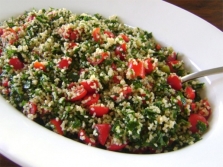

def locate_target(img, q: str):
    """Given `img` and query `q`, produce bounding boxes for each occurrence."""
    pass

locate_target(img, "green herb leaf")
[197,121,207,134]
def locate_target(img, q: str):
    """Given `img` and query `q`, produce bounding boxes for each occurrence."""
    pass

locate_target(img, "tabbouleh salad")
[0,8,211,153]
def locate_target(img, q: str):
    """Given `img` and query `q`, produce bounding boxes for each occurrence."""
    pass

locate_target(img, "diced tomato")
[70,30,79,41]
[67,83,87,101]
[2,88,10,95]
[2,28,18,44]
[70,88,87,101]
[82,93,100,106]
[81,80,99,93]
[197,108,210,120]
[50,119,63,135]
[190,102,197,111]
[92,27,101,42]
[33,62,46,71]
[177,100,183,111]
[144,58,155,75]
[106,141,126,151]
[9,57,24,70]
[29,102,37,114]
[112,75,121,84]
[104,30,115,38]
[2,78,9,87]
[78,129,96,146]
[89,105,109,117]
[185,86,195,100]
[167,74,182,90]
[88,52,108,65]
[167,60,180,73]
[188,114,208,133]
[128,59,145,79]
[0,28,3,36]
[166,52,177,62]
[113,86,132,101]
[95,124,111,145]
[155,44,161,50]
[67,82,76,89]
[58,57,72,69]
[115,43,127,60]
[120,34,130,42]
[68,42,77,49]
[122,86,132,97]
[0,49,2,56]
[197,99,211,119]
[65,28,80,41]
[111,63,117,70]
[27,15,36,22]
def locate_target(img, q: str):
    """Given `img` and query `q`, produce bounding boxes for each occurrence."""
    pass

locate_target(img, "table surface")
[0,0,222,166]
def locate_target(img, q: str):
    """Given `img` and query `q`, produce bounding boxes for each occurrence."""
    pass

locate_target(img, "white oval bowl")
[0,1,223,167]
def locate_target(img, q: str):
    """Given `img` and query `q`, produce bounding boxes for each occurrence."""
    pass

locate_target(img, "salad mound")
[0,8,211,153]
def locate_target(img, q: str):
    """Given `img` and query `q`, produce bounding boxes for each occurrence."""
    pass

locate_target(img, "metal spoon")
[181,66,223,83]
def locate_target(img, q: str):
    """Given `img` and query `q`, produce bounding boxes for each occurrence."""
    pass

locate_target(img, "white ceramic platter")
[0,0,223,167]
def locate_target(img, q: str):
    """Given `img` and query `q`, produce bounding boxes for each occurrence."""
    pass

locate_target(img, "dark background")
[0,0,222,166]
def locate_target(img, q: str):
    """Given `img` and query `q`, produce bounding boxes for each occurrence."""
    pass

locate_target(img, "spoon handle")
[181,66,223,83]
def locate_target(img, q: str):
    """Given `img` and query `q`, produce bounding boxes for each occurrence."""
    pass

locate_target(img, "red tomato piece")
[95,124,111,145]
[2,28,18,44]
[104,30,115,38]
[65,29,79,41]
[144,58,154,75]
[111,63,117,70]
[197,99,211,119]
[67,83,87,101]
[166,52,177,62]
[92,27,101,42]
[50,119,63,135]
[122,86,132,97]
[176,100,184,112]
[58,58,72,69]
[67,82,76,89]
[9,57,24,70]
[167,60,180,73]
[198,108,211,120]
[27,15,36,22]
[0,28,3,36]
[33,62,46,71]
[185,86,195,100]
[81,80,99,93]
[88,52,108,65]
[29,102,37,114]
[106,142,126,151]
[190,102,197,111]
[2,78,9,87]
[82,93,100,106]
[113,86,132,101]
[68,42,77,49]
[155,44,161,50]
[89,105,109,117]
[112,75,121,84]
[70,30,79,41]
[78,129,96,146]
[128,59,145,79]
[188,114,208,133]
[0,48,2,56]
[115,43,127,60]
[167,74,182,90]
[120,34,130,42]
